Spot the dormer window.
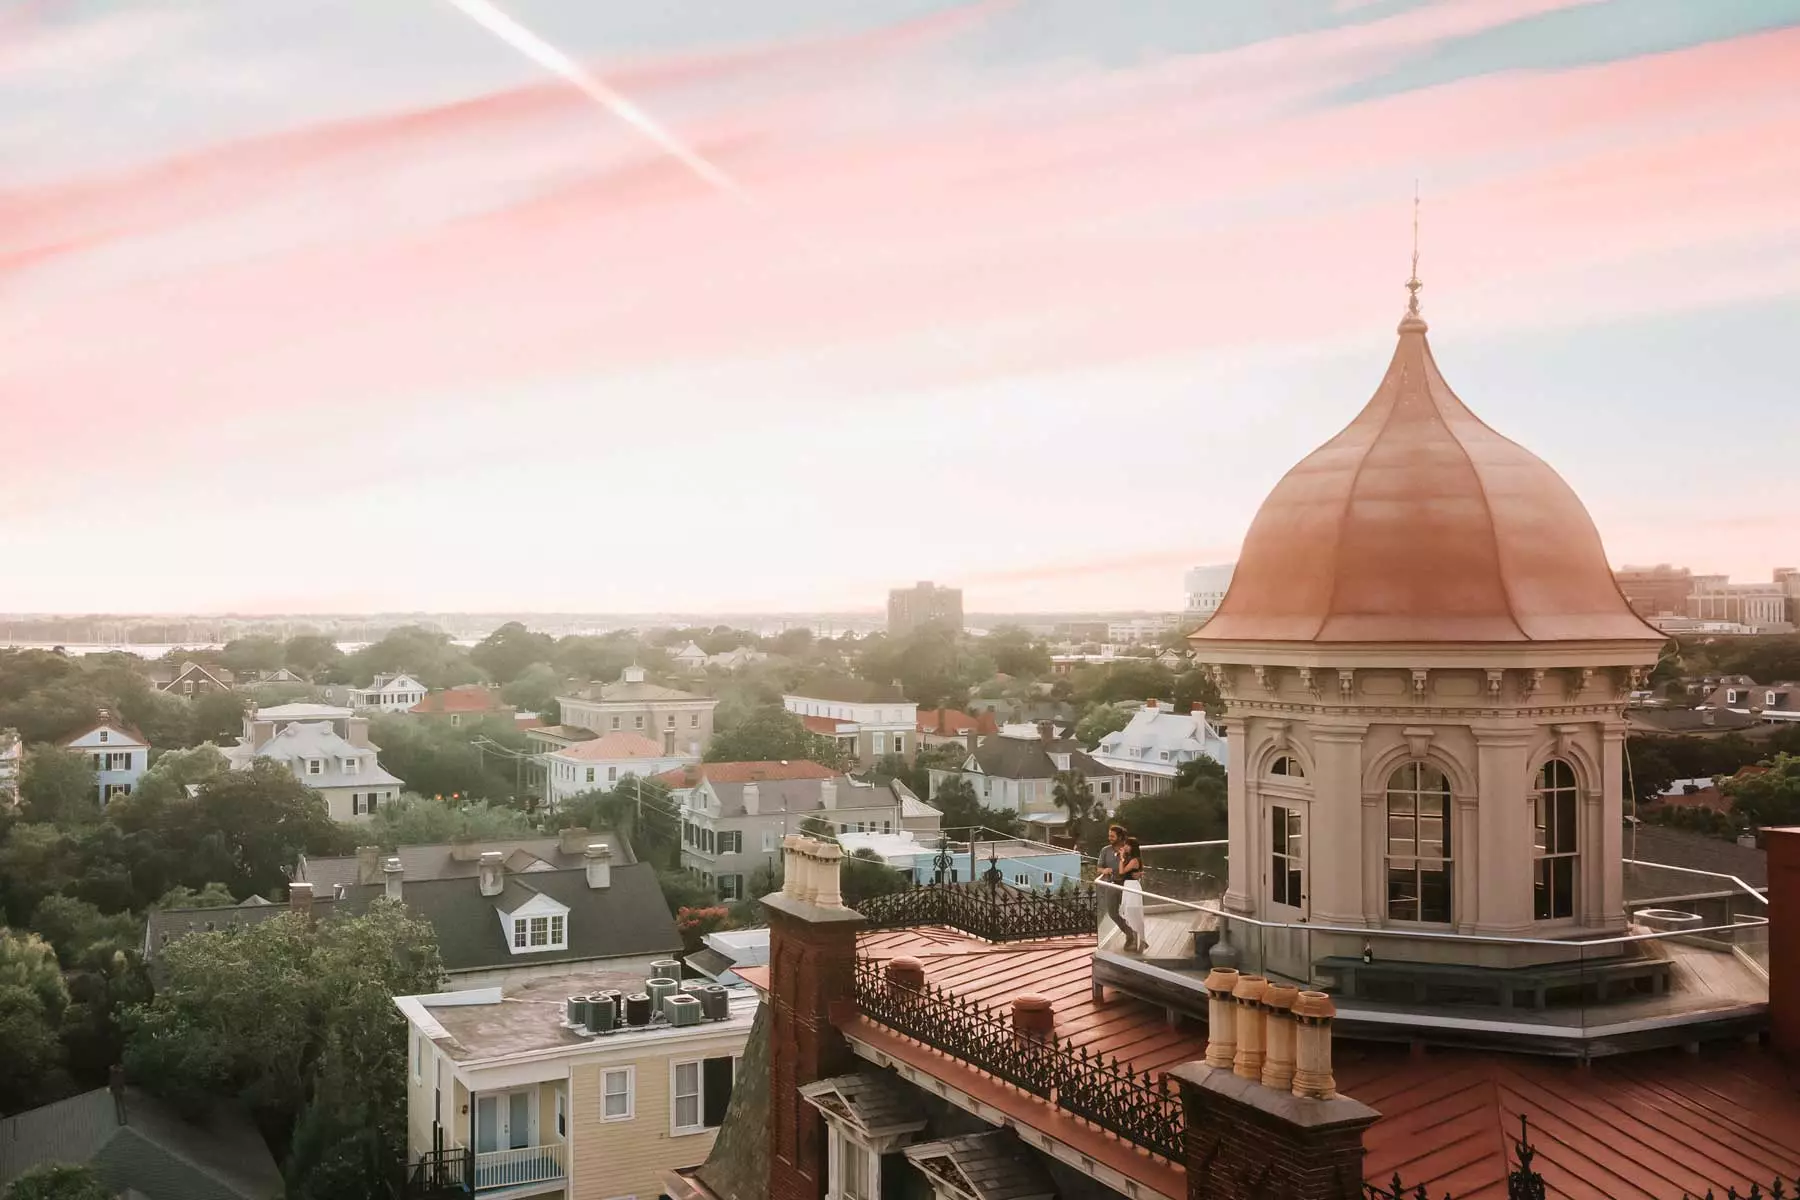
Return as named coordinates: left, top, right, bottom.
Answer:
left=511, top=914, right=566, bottom=949
left=306, top=759, right=324, bottom=776
left=342, top=758, right=360, bottom=775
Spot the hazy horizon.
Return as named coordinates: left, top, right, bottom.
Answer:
left=5, top=0, right=1796, bottom=613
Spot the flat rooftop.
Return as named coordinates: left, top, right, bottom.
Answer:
left=404, top=969, right=759, bottom=1063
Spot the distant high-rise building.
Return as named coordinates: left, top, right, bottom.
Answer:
left=1614, top=563, right=1693, bottom=618
left=887, top=581, right=962, bottom=634
left=1183, top=563, right=1236, bottom=623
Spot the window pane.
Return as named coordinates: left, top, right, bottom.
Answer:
left=1271, top=808, right=1287, bottom=855
left=1553, top=793, right=1578, bottom=853
left=1418, top=764, right=1449, bottom=795
left=1419, top=864, right=1452, bottom=923
left=1387, top=867, right=1417, bottom=921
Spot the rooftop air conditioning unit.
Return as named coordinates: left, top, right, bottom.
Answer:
left=663, top=994, right=702, bottom=1027
left=646, top=977, right=678, bottom=1013
left=585, top=994, right=618, bottom=1035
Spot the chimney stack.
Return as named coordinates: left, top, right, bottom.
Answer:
left=289, top=881, right=314, bottom=914
left=1175, top=984, right=1377, bottom=1200
left=559, top=826, right=592, bottom=856
left=585, top=842, right=612, bottom=890
left=819, top=779, right=837, bottom=810
left=1766, top=827, right=1800, bottom=1059
left=451, top=837, right=481, bottom=863
left=383, top=856, right=404, bottom=902
left=742, top=782, right=759, bottom=817
left=478, top=850, right=505, bottom=897
left=1036, top=720, right=1054, bottom=745
left=965, top=728, right=979, bottom=758
left=780, top=835, right=849, bottom=910
left=355, top=845, right=381, bottom=886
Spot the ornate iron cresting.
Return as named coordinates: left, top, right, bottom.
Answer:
left=853, top=956, right=1182, bottom=1162
left=855, top=881, right=1097, bottom=942
left=1363, top=1115, right=1548, bottom=1200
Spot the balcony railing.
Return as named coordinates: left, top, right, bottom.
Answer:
left=855, top=881, right=1097, bottom=942
left=407, top=1145, right=471, bottom=1198
left=474, top=1142, right=566, bottom=1191
left=852, top=956, right=1183, bottom=1161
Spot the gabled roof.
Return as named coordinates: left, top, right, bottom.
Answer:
left=963, top=736, right=1113, bottom=782
left=553, top=731, right=674, bottom=761
left=904, top=1132, right=1058, bottom=1200
left=59, top=715, right=150, bottom=749
left=411, top=685, right=508, bottom=714
left=152, top=661, right=235, bottom=691
left=297, top=832, right=637, bottom=889
left=656, top=761, right=838, bottom=788
left=0, top=1087, right=282, bottom=1200
left=798, top=1073, right=928, bottom=1137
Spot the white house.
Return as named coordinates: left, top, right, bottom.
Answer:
left=670, top=642, right=709, bottom=672
left=225, top=703, right=404, bottom=822
left=349, top=673, right=429, bottom=713
left=543, top=732, right=697, bottom=810
left=782, top=679, right=917, bottom=767
left=60, top=713, right=149, bottom=807
left=1087, top=699, right=1230, bottom=797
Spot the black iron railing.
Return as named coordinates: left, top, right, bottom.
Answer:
left=1363, top=1116, right=1545, bottom=1200
left=852, top=956, right=1183, bottom=1161
left=406, top=1144, right=471, bottom=1197
left=856, top=881, right=1097, bottom=942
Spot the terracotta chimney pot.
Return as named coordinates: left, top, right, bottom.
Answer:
left=1231, top=974, right=1269, bottom=1081
left=1203, top=967, right=1240, bottom=1069
left=1013, top=993, right=1055, bottom=1040
left=1260, top=984, right=1300, bottom=1092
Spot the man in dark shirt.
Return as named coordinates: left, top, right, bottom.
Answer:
left=1096, top=823, right=1128, bottom=947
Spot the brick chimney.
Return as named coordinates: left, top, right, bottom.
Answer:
left=478, top=850, right=505, bottom=897
left=558, top=826, right=592, bottom=856
left=1174, top=988, right=1378, bottom=1200
left=1036, top=720, right=1054, bottom=744
left=355, top=845, right=381, bottom=886
left=289, top=881, right=314, bottom=915
left=765, top=835, right=865, bottom=1200
left=383, top=856, right=404, bottom=902
left=450, top=836, right=481, bottom=863
left=1767, top=827, right=1800, bottom=1058
left=585, top=842, right=612, bottom=890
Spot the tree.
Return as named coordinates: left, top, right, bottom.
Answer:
left=0, top=929, right=70, bottom=1115
left=367, top=795, right=536, bottom=845
left=117, top=744, right=230, bottom=811
left=2, top=1163, right=116, bottom=1200
left=767, top=628, right=814, bottom=657
left=986, top=627, right=1051, bottom=679
left=501, top=662, right=560, bottom=718
left=1172, top=669, right=1223, bottom=717
left=841, top=849, right=908, bottom=907
left=366, top=715, right=516, bottom=802
left=125, top=902, right=443, bottom=1196
left=189, top=689, right=249, bottom=745
left=151, top=761, right=346, bottom=900
left=1051, top=771, right=1102, bottom=850
left=925, top=776, right=1019, bottom=838
left=674, top=905, right=734, bottom=954
left=343, top=625, right=478, bottom=691
left=656, top=870, right=719, bottom=916
left=283, top=635, right=344, bottom=680
left=705, top=707, right=849, bottom=770
left=19, top=747, right=98, bottom=827
left=471, top=622, right=557, bottom=685
left=153, top=883, right=237, bottom=910
left=1074, top=703, right=1131, bottom=748
left=1727, top=754, right=1800, bottom=828
left=221, top=636, right=285, bottom=677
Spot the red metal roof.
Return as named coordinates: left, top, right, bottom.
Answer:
left=654, top=760, right=839, bottom=788
left=1195, top=306, right=1664, bottom=646
left=410, top=686, right=504, bottom=714
left=802, top=715, right=855, bottom=735
left=855, top=928, right=1800, bottom=1198
left=555, top=732, right=670, bottom=761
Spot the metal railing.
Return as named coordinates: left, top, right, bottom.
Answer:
left=856, top=880, right=1097, bottom=942
left=407, top=1144, right=471, bottom=1197
left=473, top=1142, right=566, bottom=1191
left=852, top=956, right=1183, bottom=1161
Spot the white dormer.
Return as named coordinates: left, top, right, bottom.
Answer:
left=499, top=891, right=572, bottom=954
left=341, top=757, right=361, bottom=775
left=304, top=758, right=324, bottom=776
left=1051, top=752, right=1071, bottom=771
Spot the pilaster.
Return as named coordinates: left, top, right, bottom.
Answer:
left=1307, top=724, right=1367, bottom=927
left=1472, top=726, right=1535, bottom=933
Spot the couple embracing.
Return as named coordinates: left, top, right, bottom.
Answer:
left=1096, top=824, right=1145, bottom=953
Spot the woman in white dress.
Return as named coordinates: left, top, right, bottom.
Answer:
left=1119, top=836, right=1146, bottom=954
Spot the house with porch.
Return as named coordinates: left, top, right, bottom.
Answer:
left=782, top=677, right=917, bottom=767
left=350, top=672, right=430, bottom=713
left=542, top=732, right=696, bottom=809
left=1087, top=698, right=1229, bottom=797
left=222, top=702, right=403, bottom=822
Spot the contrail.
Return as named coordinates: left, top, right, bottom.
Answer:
left=440, top=0, right=749, bottom=202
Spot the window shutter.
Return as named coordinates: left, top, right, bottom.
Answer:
left=702, top=1056, right=734, bottom=1127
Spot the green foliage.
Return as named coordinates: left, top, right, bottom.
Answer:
left=1074, top=703, right=1132, bottom=748
left=927, top=775, right=1020, bottom=838
left=153, top=883, right=238, bottom=910
left=1, top=1163, right=116, bottom=1200
left=766, top=628, right=814, bottom=657
left=124, top=902, right=443, bottom=1195
left=675, top=905, right=734, bottom=954
left=1070, top=661, right=1176, bottom=708
left=471, top=622, right=557, bottom=685
left=657, top=870, right=720, bottom=916
left=986, top=627, right=1052, bottom=679
left=1051, top=772, right=1102, bottom=849
left=1672, top=633, right=1800, bottom=686
left=27, top=897, right=141, bottom=971
left=220, top=636, right=286, bottom=676
left=19, top=748, right=97, bottom=827
left=0, top=929, right=71, bottom=1115
left=550, top=776, right=679, bottom=870
left=189, top=690, right=249, bottom=744
left=141, top=761, right=346, bottom=901
left=367, top=714, right=520, bottom=802
left=1112, top=779, right=1228, bottom=847
left=1642, top=803, right=1737, bottom=838
left=1726, top=754, right=1800, bottom=828
left=124, top=744, right=231, bottom=808
left=366, top=794, right=536, bottom=846
left=841, top=849, right=908, bottom=907
left=1625, top=728, right=1800, bottom=803
left=282, top=635, right=345, bottom=680
left=1172, top=669, right=1223, bottom=717
left=343, top=625, right=479, bottom=691
left=705, top=706, right=849, bottom=771
left=500, top=662, right=560, bottom=718
left=853, top=627, right=992, bottom=711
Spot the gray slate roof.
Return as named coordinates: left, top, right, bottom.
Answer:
left=144, top=897, right=342, bottom=961
left=297, top=833, right=637, bottom=890
left=712, top=777, right=899, bottom=819
left=0, top=1087, right=282, bottom=1200
left=1628, top=824, right=1768, bottom=890
left=904, top=1132, right=1058, bottom=1200
left=341, top=863, right=680, bottom=972
left=789, top=676, right=908, bottom=704
left=798, top=1073, right=929, bottom=1135
left=226, top=720, right=402, bottom=790
left=965, top=736, right=1113, bottom=782
left=692, top=1003, right=770, bottom=1200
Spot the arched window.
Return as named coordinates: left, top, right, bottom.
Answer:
left=1385, top=763, right=1452, bottom=923
left=1533, top=759, right=1580, bottom=920
left=1268, top=755, right=1305, bottom=779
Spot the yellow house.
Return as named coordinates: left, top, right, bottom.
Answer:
left=397, top=965, right=755, bottom=1200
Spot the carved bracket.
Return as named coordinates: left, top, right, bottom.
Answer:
left=1298, top=667, right=1316, bottom=695
left=1403, top=727, right=1435, bottom=759
left=1485, top=669, right=1505, bottom=703
left=1411, top=669, right=1429, bottom=702
left=1338, top=669, right=1355, bottom=701
left=1553, top=724, right=1580, bottom=758
left=1254, top=666, right=1272, bottom=692
left=1525, top=669, right=1545, bottom=700
left=1269, top=720, right=1291, bottom=752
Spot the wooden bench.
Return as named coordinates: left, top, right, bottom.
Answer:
left=1317, top=950, right=1671, bottom=1011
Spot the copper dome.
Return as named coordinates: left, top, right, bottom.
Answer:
left=1196, top=304, right=1661, bottom=645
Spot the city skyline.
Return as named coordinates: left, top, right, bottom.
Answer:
left=4, top=0, right=1797, bottom=613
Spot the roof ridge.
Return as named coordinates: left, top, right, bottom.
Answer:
left=1317, top=334, right=1413, bottom=638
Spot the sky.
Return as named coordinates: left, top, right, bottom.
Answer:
left=2, top=0, right=1797, bottom=615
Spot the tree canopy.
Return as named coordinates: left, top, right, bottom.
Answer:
left=1725, top=754, right=1800, bottom=828
left=2, top=1164, right=116, bottom=1200
left=19, top=748, right=98, bottom=827
left=704, top=706, right=849, bottom=771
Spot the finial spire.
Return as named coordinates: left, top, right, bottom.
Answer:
left=1405, top=181, right=1422, bottom=316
